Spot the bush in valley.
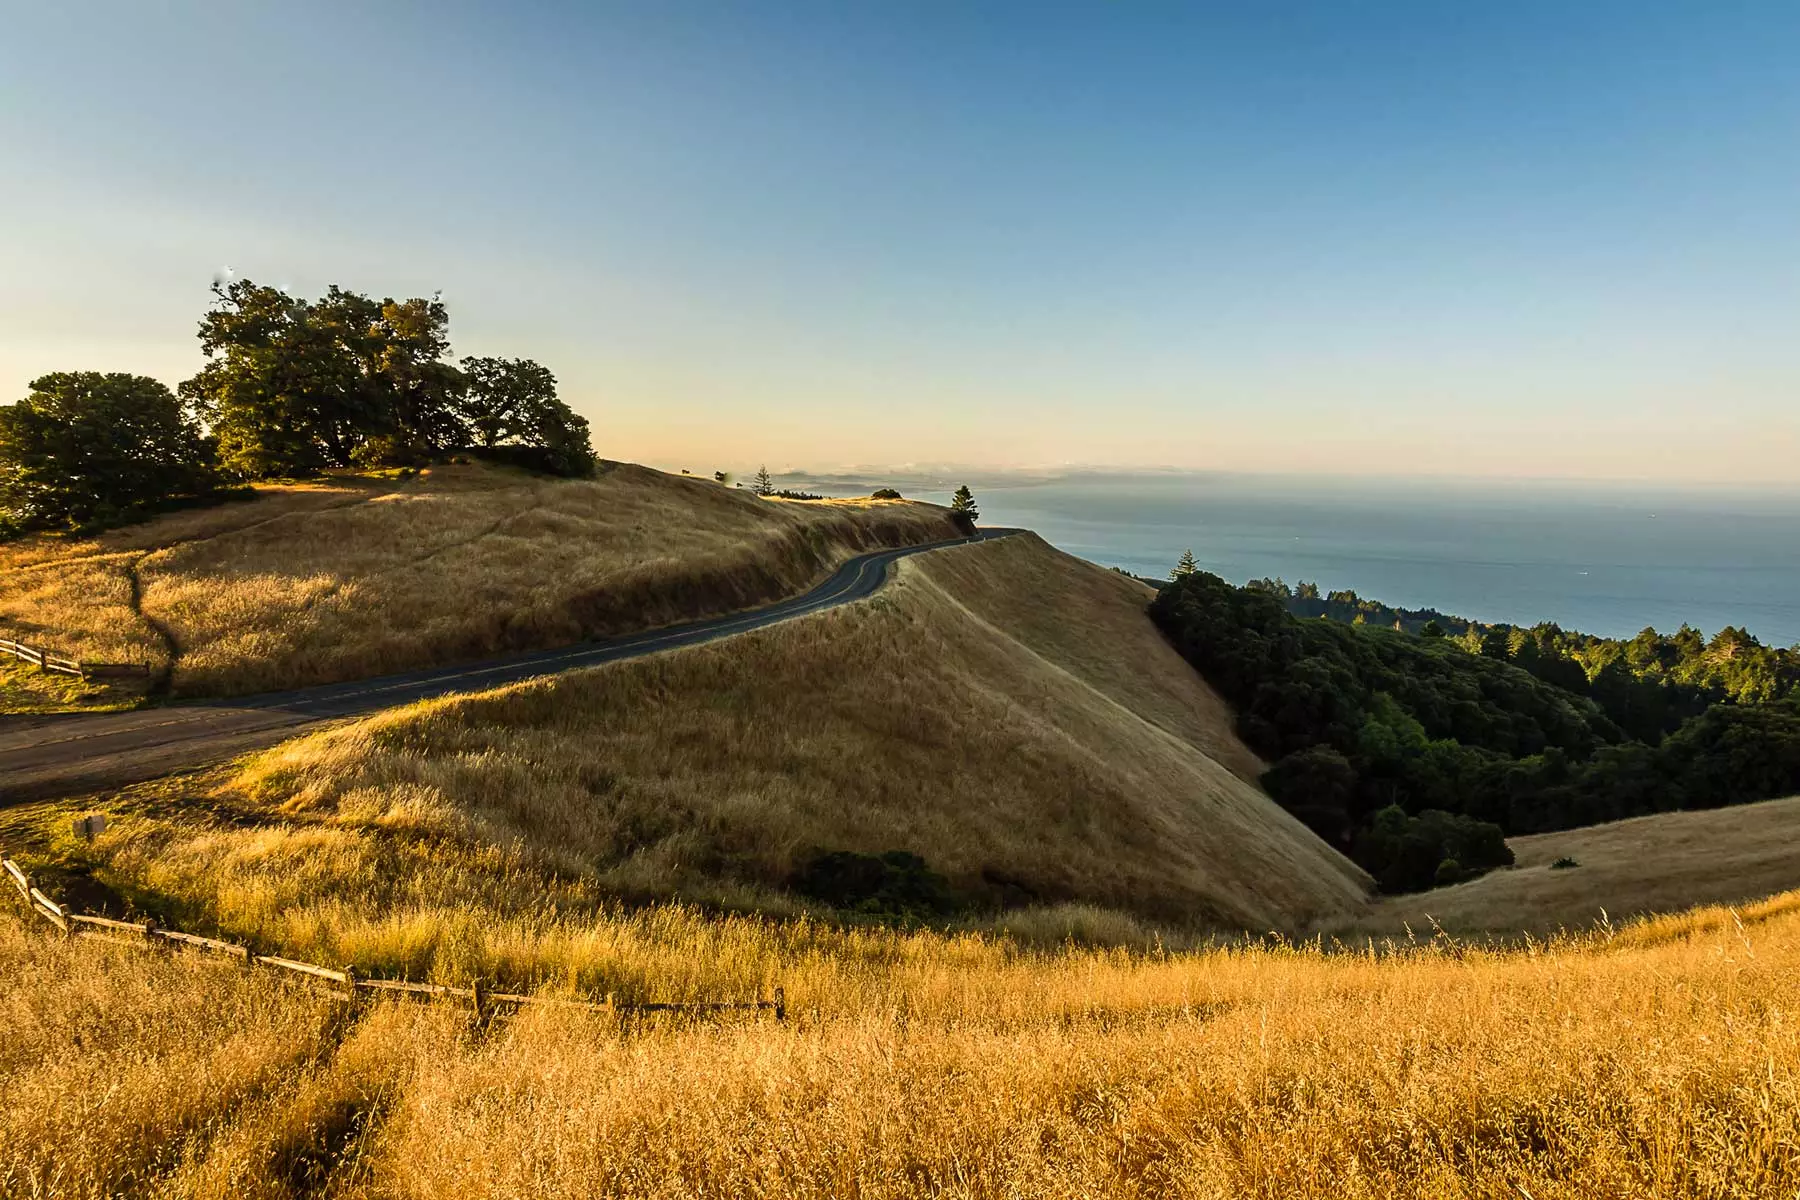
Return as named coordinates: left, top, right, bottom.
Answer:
left=1150, top=568, right=1800, bottom=893
left=0, top=372, right=235, bottom=532
left=791, top=849, right=959, bottom=921
left=1552, top=856, right=1580, bottom=869
left=1351, top=805, right=1513, bottom=893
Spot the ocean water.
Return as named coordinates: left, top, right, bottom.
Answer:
left=892, top=474, right=1800, bottom=647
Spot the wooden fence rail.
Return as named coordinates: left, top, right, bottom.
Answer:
left=1, top=852, right=784, bottom=1022
left=0, top=637, right=153, bottom=681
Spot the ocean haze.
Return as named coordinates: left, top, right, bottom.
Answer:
left=785, top=470, right=1800, bottom=646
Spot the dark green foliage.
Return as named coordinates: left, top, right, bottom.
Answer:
left=1278, top=585, right=1800, bottom=738
left=183, top=281, right=460, bottom=477
left=1150, top=569, right=1800, bottom=892
left=1261, top=745, right=1358, bottom=846
left=1351, top=806, right=1513, bottom=893
left=9, top=281, right=594, bottom=532
left=791, top=849, right=958, bottom=920
left=183, top=280, right=595, bottom=481
left=1551, top=856, right=1580, bottom=869
left=949, top=484, right=979, bottom=532
left=457, top=357, right=595, bottom=477
left=871, top=487, right=903, bottom=500
left=752, top=466, right=775, bottom=497
left=0, top=372, right=222, bottom=530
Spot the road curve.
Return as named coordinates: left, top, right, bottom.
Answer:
left=0, top=528, right=1022, bottom=802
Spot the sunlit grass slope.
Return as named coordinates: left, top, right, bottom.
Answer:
left=214, top=532, right=1367, bottom=931
left=1, top=534, right=1366, bottom=1001
left=1354, top=794, right=1800, bottom=938
left=5, top=889, right=1797, bottom=1197
left=0, top=461, right=957, bottom=704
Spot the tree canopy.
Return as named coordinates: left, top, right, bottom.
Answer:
left=177, top=279, right=592, bottom=478
left=0, top=372, right=220, bottom=531
left=457, top=356, right=595, bottom=476
left=1150, top=568, right=1800, bottom=893
left=0, top=279, right=600, bottom=536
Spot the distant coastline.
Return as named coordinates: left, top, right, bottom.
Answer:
left=783, top=469, right=1800, bottom=648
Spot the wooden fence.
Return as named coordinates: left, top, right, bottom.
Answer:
left=3, top=852, right=784, bottom=1023
left=0, top=638, right=153, bottom=682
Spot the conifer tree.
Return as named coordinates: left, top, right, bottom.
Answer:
left=1171, top=548, right=1200, bottom=580
left=752, top=466, right=775, bottom=496
left=950, top=484, right=979, bottom=522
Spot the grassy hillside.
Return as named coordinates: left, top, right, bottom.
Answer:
left=3, top=886, right=1796, bottom=1197
left=1354, top=794, right=1800, bottom=938
left=0, top=535, right=1366, bottom=992
left=0, top=461, right=958, bottom=706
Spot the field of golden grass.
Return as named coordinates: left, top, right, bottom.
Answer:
left=7, top=496, right=1799, bottom=1193
left=0, top=462, right=957, bottom=706
left=8, top=535, right=1364, bottom=972
left=5, top=885, right=1797, bottom=1198
left=1355, top=794, right=1800, bottom=939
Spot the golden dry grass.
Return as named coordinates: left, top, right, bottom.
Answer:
left=1353, top=794, right=1800, bottom=939
left=7, top=527, right=1797, bottom=1193
left=4, top=887, right=1798, bottom=1198
left=0, top=462, right=957, bottom=705
left=57, top=534, right=1364, bottom=955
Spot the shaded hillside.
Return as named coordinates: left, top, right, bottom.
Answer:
left=0, top=462, right=957, bottom=704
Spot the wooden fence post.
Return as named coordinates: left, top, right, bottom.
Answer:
left=5, top=859, right=32, bottom=906
left=472, top=977, right=489, bottom=1026
left=774, top=985, right=786, bottom=1022
left=342, top=965, right=361, bottom=1008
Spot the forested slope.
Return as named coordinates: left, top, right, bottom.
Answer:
left=1151, top=570, right=1800, bottom=892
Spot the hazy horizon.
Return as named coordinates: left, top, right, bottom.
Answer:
left=4, top=2, right=1797, bottom=484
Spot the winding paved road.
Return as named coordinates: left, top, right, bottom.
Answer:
left=0, top=528, right=1020, bottom=802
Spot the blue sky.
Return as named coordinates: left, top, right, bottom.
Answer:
left=2, top=2, right=1796, bottom=481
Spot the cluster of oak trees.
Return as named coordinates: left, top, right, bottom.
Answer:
left=1151, top=564, right=1800, bottom=893
left=0, top=280, right=595, bottom=532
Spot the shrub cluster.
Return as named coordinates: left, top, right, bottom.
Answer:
left=790, top=849, right=958, bottom=921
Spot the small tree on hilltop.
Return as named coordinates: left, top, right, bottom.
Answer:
left=950, top=484, right=978, bottom=522
left=1171, top=548, right=1199, bottom=580
left=753, top=466, right=775, bottom=496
